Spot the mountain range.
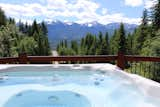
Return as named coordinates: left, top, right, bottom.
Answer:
left=47, top=21, right=138, bottom=49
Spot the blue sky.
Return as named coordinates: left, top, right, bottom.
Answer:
left=0, top=0, right=157, bottom=24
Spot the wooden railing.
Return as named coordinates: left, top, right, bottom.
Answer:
left=0, top=52, right=160, bottom=70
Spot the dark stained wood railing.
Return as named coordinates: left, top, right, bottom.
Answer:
left=0, top=52, right=160, bottom=70
left=28, top=55, right=117, bottom=63
left=125, top=55, right=160, bottom=62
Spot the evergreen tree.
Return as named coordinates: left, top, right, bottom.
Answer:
left=80, top=38, right=86, bottom=55
left=32, top=31, right=39, bottom=42
left=19, top=20, right=25, bottom=33
left=151, top=0, right=160, bottom=30
left=1, top=33, right=11, bottom=57
left=126, top=33, right=133, bottom=55
left=31, top=20, right=40, bottom=36
left=0, top=8, right=6, bottom=27
left=36, top=32, right=45, bottom=56
left=96, top=32, right=103, bottom=55
left=142, top=9, right=148, bottom=26
left=41, top=21, right=48, bottom=35
left=43, top=36, right=51, bottom=55
left=8, top=18, right=15, bottom=24
left=118, top=23, right=126, bottom=53
left=19, top=37, right=37, bottom=55
left=109, top=29, right=119, bottom=54
left=134, top=9, right=149, bottom=54
left=0, top=8, right=51, bottom=57
left=97, top=32, right=109, bottom=55
left=0, top=23, right=21, bottom=57
left=64, top=40, right=68, bottom=48
left=98, top=31, right=103, bottom=43
left=88, top=36, right=97, bottom=55
left=71, top=40, right=79, bottom=54
left=84, top=33, right=95, bottom=54
left=104, top=32, right=109, bottom=54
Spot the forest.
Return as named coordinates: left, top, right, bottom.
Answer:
left=0, top=8, right=51, bottom=57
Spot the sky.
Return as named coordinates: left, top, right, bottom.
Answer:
left=0, top=0, right=157, bottom=25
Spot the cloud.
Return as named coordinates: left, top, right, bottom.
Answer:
left=0, top=0, right=141, bottom=24
left=0, top=3, right=46, bottom=17
left=124, top=0, right=158, bottom=8
left=102, top=8, right=108, bottom=15
left=144, top=0, right=157, bottom=9
left=98, top=13, right=141, bottom=24
left=124, top=0, right=143, bottom=7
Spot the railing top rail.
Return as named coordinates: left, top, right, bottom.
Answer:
left=28, top=55, right=117, bottom=62
left=0, top=57, right=18, bottom=64
left=125, top=55, right=160, bottom=62
left=28, top=55, right=117, bottom=57
left=0, top=57, right=18, bottom=59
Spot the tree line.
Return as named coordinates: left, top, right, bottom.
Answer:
left=57, top=24, right=126, bottom=56
left=0, top=8, right=51, bottom=57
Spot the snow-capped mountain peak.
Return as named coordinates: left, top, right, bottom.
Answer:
left=64, top=21, right=74, bottom=25
left=79, top=21, right=100, bottom=27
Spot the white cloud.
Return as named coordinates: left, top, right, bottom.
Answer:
left=0, top=0, right=141, bottom=24
left=124, top=0, right=143, bottom=7
left=102, top=8, right=108, bottom=15
left=144, top=0, right=157, bottom=9
left=46, top=0, right=68, bottom=10
left=124, top=0, right=158, bottom=8
left=98, top=13, right=141, bottom=24
left=0, top=3, right=46, bottom=17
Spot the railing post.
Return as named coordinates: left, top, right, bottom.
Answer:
left=18, top=53, right=28, bottom=64
left=117, top=51, right=125, bottom=70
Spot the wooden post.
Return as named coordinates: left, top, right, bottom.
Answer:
left=117, top=51, right=125, bottom=70
left=18, top=53, right=28, bottom=64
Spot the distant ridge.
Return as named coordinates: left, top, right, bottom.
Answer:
left=46, top=21, right=137, bottom=48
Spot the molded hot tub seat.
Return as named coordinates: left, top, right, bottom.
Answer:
left=4, top=90, right=91, bottom=107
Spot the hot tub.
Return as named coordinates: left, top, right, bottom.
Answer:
left=0, top=64, right=160, bottom=107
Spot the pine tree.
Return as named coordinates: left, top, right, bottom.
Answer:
left=104, top=32, right=109, bottom=54
left=142, top=9, right=148, bottom=26
left=88, top=36, right=97, bottom=55
left=126, top=33, right=133, bottom=55
left=98, top=31, right=103, bottom=43
left=71, top=40, right=78, bottom=54
left=19, top=20, right=25, bottom=33
left=2, top=34, right=11, bottom=57
left=151, top=0, right=160, bottom=30
left=19, top=37, right=37, bottom=55
left=8, top=18, right=15, bottom=24
left=97, top=32, right=109, bottom=55
left=96, top=32, right=103, bottom=55
left=64, top=40, right=68, bottom=48
left=0, top=8, right=7, bottom=27
left=135, top=9, right=149, bottom=54
left=80, top=38, right=86, bottom=55
left=0, top=8, right=51, bottom=57
left=31, top=20, right=40, bottom=36
left=118, top=23, right=126, bottom=53
left=37, top=33, right=44, bottom=55
left=41, top=21, right=48, bottom=35
left=109, top=29, right=119, bottom=54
